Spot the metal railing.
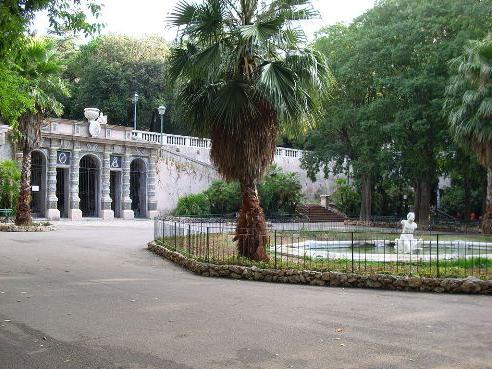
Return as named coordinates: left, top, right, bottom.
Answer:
left=154, top=217, right=492, bottom=279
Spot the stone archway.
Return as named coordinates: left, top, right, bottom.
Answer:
left=130, top=158, right=147, bottom=218
left=79, top=155, right=100, bottom=217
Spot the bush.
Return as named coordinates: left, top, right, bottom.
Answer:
left=204, top=180, right=240, bottom=215
left=258, top=165, right=302, bottom=216
left=172, top=165, right=303, bottom=217
left=0, top=160, right=20, bottom=213
left=330, top=178, right=360, bottom=217
left=173, top=193, right=211, bottom=216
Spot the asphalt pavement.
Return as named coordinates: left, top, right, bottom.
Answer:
left=0, top=220, right=491, bottom=369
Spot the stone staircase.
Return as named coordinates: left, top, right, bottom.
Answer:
left=297, top=204, right=347, bottom=223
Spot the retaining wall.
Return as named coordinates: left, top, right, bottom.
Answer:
left=148, top=241, right=491, bottom=295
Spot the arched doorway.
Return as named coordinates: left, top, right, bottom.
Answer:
left=79, top=155, right=100, bottom=217
left=130, top=159, right=147, bottom=218
left=30, top=150, right=46, bottom=217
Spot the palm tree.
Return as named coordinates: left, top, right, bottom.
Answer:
left=14, top=38, right=68, bottom=225
left=168, top=0, right=329, bottom=260
left=445, top=35, right=492, bottom=233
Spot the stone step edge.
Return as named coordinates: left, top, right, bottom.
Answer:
left=147, top=241, right=491, bottom=295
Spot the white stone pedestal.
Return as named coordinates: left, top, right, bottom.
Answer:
left=101, top=209, right=114, bottom=221
left=68, top=209, right=83, bottom=221
left=46, top=208, right=60, bottom=221
left=147, top=210, right=159, bottom=219
left=122, top=209, right=134, bottom=220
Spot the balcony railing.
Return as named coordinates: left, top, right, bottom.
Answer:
left=131, top=130, right=303, bottom=159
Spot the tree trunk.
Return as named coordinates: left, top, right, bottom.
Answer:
left=359, top=174, right=372, bottom=223
left=463, top=174, right=471, bottom=221
left=234, top=182, right=269, bottom=261
left=481, top=166, right=492, bottom=233
left=414, top=180, right=431, bottom=229
left=15, top=149, right=32, bottom=225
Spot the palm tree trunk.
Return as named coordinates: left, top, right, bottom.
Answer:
left=15, top=149, right=32, bottom=225
left=234, top=181, right=269, bottom=261
left=481, top=166, right=492, bottom=233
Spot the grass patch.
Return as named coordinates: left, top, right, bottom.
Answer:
left=156, top=235, right=492, bottom=280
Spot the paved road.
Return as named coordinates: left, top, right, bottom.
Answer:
left=0, top=221, right=491, bottom=369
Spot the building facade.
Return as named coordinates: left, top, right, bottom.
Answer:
left=0, top=110, right=338, bottom=220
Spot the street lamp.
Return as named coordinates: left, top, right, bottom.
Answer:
left=158, top=105, right=166, bottom=146
left=132, top=92, right=139, bottom=130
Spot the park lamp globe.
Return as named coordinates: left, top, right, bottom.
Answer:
left=158, top=105, right=166, bottom=146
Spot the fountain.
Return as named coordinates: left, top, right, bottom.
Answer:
left=395, top=212, right=423, bottom=254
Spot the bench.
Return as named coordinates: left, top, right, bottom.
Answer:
left=0, top=208, right=13, bottom=223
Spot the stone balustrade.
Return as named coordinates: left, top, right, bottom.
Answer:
left=131, top=130, right=303, bottom=158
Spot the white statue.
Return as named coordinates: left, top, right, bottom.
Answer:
left=395, top=212, right=423, bottom=254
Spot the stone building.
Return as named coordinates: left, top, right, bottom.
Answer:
left=0, top=109, right=337, bottom=220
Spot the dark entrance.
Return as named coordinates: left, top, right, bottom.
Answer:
left=79, top=155, right=99, bottom=217
left=30, top=151, right=45, bottom=217
left=56, top=168, right=69, bottom=218
left=130, top=159, right=146, bottom=218
left=110, top=171, right=122, bottom=218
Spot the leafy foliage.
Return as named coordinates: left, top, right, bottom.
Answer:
left=304, top=0, right=492, bottom=223
left=173, top=193, right=211, bottom=217
left=0, top=160, right=21, bottom=212
left=257, top=165, right=302, bottom=216
left=204, top=180, right=241, bottom=215
left=329, top=179, right=360, bottom=218
left=173, top=166, right=303, bottom=216
left=60, top=35, right=180, bottom=133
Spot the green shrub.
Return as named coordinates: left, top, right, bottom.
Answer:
left=330, top=178, right=360, bottom=217
left=258, top=165, right=302, bottom=216
left=204, top=180, right=240, bottom=215
left=173, top=193, right=211, bottom=216
left=0, top=160, right=20, bottom=213
left=172, top=166, right=303, bottom=217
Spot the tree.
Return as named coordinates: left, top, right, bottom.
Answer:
left=61, top=35, right=178, bottom=132
left=14, top=39, right=69, bottom=225
left=0, top=160, right=21, bottom=212
left=445, top=35, right=492, bottom=232
left=168, top=0, right=329, bottom=261
left=303, top=24, right=390, bottom=222
left=304, top=0, right=492, bottom=226
left=0, top=0, right=102, bottom=57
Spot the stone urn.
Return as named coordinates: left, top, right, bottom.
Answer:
left=84, top=108, right=100, bottom=121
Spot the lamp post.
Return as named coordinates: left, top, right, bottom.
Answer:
left=132, top=92, right=139, bottom=130
left=157, top=105, right=166, bottom=146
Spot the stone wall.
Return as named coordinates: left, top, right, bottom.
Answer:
left=148, top=241, right=492, bottom=295
left=154, top=144, right=338, bottom=214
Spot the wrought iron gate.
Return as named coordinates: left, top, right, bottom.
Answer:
left=56, top=168, right=66, bottom=217
left=79, top=156, right=99, bottom=217
left=130, top=160, right=145, bottom=218
left=110, top=171, right=121, bottom=218
left=30, top=151, right=44, bottom=216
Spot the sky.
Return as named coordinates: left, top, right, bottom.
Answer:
left=34, top=0, right=375, bottom=41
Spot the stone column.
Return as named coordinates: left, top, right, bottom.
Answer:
left=100, top=148, right=114, bottom=220
left=68, top=148, right=82, bottom=220
left=46, top=147, right=60, bottom=220
left=147, top=150, right=159, bottom=218
left=121, top=153, right=134, bottom=219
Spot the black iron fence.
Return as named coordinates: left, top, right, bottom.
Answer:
left=154, top=217, right=492, bottom=279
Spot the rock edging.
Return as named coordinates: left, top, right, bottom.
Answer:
left=0, top=223, right=55, bottom=232
left=147, top=241, right=491, bottom=295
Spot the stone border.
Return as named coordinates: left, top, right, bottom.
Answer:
left=0, top=223, right=55, bottom=232
left=148, top=241, right=492, bottom=295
